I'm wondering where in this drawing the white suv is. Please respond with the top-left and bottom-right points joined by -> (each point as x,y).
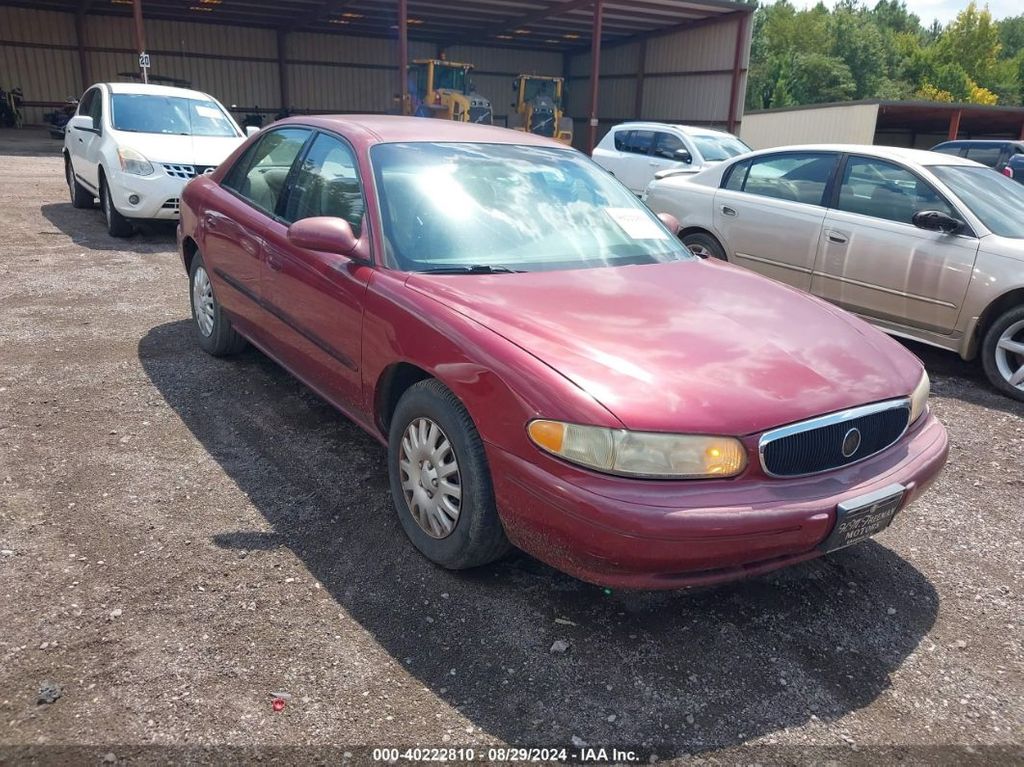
592,122 -> 751,194
63,82 -> 250,237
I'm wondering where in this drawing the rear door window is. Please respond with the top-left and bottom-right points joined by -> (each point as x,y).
964,145 -> 1003,168
629,130 -> 655,156
613,129 -> 633,152
735,152 -> 838,206
222,127 -> 311,217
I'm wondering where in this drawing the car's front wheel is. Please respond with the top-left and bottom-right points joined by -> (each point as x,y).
100,174 -> 134,238
188,253 -> 248,357
388,379 -> 511,570
981,305 -> 1024,401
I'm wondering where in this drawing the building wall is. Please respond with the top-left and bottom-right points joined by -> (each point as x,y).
739,103 -> 880,149
566,13 -> 751,149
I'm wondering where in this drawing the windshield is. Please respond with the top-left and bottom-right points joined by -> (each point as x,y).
110,94 -> 238,137
692,134 -> 750,162
433,65 -> 468,93
523,78 -> 561,107
931,165 -> 1024,239
371,142 -> 694,273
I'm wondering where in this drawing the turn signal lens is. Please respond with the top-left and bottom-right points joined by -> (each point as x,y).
527,420 -> 746,479
910,370 -> 930,424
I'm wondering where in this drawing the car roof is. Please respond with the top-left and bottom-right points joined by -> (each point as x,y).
934,139 -> 1023,146
270,114 -> 572,148
609,121 -> 736,138
744,143 -> 980,167
101,82 -> 216,101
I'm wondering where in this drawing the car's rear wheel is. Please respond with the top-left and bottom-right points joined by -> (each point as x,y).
65,158 -> 93,209
189,253 -> 248,357
682,231 -> 727,261
981,305 -> 1024,402
100,174 -> 134,238
388,379 -> 510,569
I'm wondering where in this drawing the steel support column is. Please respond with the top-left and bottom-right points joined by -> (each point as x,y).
727,12 -> 749,134
74,9 -> 90,92
948,109 -> 962,140
398,0 -> 409,115
634,37 -> 647,119
132,0 -> 147,84
277,29 -> 289,113
587,0 -> 603,154
1018,120 -> 1024,140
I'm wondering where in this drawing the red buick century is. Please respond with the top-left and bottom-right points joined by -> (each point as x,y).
176,116 -> 948,589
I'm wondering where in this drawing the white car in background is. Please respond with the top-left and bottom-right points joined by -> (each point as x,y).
63,82 -> 251,237
592,122 -> 750,194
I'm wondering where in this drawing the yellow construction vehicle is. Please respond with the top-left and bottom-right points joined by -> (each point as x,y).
405,59 -> 493,124
507,75 -> 572,145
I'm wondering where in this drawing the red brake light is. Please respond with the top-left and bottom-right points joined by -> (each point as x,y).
1002,166 -> 1014,179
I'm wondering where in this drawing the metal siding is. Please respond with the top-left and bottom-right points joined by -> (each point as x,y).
0,6 -> 76,45
740,104 -> 880,150
646,19 -> 741,73
444,45 -> 562,75
642,73 -> 732,121
288,64 -> 396,113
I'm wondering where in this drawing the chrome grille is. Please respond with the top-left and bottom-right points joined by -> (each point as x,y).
162,198 -> 180,212
759,399 -> 911,477
162,163 -> 196,179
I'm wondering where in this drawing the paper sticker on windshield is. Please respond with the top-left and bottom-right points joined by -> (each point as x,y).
605,207 -> 669,240
194,104 -> 223,119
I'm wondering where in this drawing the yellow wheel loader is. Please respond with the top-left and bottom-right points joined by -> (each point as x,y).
507,75 -> 572,145
405,59 -> 493,125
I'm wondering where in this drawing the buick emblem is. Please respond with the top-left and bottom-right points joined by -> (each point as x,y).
841,427 -> 862,458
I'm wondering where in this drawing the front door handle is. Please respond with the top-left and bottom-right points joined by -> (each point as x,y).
721,205 -> 737,217
204,213 -> 218,229
826,230 -> 848,244
267,255 -> 283,272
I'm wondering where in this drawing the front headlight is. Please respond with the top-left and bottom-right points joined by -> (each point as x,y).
117,147 -> 154,176
528,420 -> 747,479
909,370 -> 930,424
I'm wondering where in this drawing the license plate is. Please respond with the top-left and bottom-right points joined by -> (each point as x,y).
820,483 -> 905,553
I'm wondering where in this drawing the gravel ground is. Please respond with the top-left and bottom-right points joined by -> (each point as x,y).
0,129 -> 1022,764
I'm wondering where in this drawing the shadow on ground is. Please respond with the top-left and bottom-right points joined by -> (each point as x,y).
41,201 -> 178,252
139,320 -> 939,752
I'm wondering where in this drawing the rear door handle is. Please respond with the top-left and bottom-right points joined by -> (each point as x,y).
721,205 -> 737,217
267,254 -> 283,272
204,213 -> 218,229
826,230 -> 848,244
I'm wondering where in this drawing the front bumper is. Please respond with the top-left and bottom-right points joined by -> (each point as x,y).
107,167 -> 188,220
487,412 -> 948,590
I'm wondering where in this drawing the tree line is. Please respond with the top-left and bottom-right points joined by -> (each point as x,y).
746,0 -> 1024,110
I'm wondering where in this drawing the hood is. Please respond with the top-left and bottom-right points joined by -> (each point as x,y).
111,131 -> 245,167
406,260 -> 922,436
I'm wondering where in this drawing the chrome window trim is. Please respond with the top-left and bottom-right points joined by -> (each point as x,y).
758,397 -> 911,478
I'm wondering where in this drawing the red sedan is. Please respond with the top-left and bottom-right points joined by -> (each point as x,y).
176,116 -> 948,590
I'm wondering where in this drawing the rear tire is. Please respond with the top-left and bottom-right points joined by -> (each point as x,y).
980,305 -> 1024,402
681,231 -> 727,261
100,174 -> 134,238
189,252 -> 248,357
388,379 -> 511,570
65,158 -> 93,209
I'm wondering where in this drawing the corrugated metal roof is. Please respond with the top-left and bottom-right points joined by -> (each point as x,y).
3,0 -> 751,51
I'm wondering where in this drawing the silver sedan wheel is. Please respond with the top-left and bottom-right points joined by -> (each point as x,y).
995,319 -> 1024,391
686,242 -> 713,258
399,417 -> 462,539
192,266 -> 216,338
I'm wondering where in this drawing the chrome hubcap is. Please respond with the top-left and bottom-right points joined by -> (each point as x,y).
192,266 -> 215,337
995,319 -> 1024,391
399,417 -> 461,539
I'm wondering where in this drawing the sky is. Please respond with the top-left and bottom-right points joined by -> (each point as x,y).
785,0 -> 1021,25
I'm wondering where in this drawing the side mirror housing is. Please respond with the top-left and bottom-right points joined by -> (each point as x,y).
657,212 -> 681,235
287,217 -> 359,256
69,114 -> 95,132
674,148 -> 693,164
245,125 -> 261,137
912,209 -> 964,234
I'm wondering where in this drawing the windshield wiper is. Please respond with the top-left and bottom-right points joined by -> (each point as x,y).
419,264 -> 524,274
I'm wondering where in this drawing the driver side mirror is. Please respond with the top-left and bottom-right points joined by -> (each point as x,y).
69,114 -> 95,132
674,148 -> 693,165
287,217 -> 358,256
245,125 -> 260,137
657,212 -> 681,235
912,210 -> 964,234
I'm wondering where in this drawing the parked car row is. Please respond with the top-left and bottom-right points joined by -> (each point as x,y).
60,90 -> 953,590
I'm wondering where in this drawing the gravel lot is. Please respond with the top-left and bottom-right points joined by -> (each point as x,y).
0,129 -> 1022,764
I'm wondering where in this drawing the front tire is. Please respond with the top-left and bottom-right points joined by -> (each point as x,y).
981,305 -> 1024,401
65,158 -> 93,209
682,231 -> 727,261
388,380 -> 510,570
100,175 -> 134,238
189,253 -> 248,357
